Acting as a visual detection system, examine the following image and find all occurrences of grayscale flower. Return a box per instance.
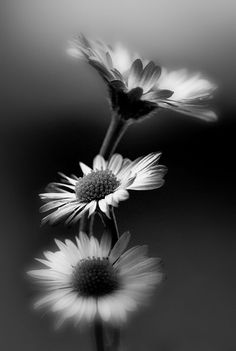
[28,232,162,326]
[40,153,166,225]
[68,34,217,121]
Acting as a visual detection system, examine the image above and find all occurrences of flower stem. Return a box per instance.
[98,208,119,247]
[99,112,130,159]
[107,208,120,247]
[94,320,105,351]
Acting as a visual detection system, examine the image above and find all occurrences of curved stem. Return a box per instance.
[110,207,120,246]
[99,113,130,159]
[98,208,119,247]
[94,320,105,351]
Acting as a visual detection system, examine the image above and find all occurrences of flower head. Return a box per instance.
[40,152,166,225]
[68,34,217,121]
[28,232,162,326]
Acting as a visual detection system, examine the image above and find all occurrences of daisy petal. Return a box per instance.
[128,59,143,90]
[109,231,131,264]
[108,154,123,175]
[99,199,110,217]
[100,232,112,257]
[93,155,106,170]
[79,162,92,175]
[88,200,97,217]
[112,189,129,202]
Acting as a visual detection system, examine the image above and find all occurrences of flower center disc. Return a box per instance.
[73,258,119,297]
[75,170,120,202]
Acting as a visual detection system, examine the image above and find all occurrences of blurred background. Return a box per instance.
[1,0,236,350]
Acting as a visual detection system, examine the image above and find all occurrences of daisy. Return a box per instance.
[40,152,166,225]
[28,231,162,326]
[68,34,217,121]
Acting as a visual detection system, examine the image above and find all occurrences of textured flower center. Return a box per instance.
[72,258,119,297]
[75,170,120,202]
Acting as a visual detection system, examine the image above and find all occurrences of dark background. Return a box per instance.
[1,1,235,350]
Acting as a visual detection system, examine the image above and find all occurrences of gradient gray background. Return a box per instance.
[1,1,236,350]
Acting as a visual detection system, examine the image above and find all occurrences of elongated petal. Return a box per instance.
[99,199,110,217]
[139,62,161,93]
[88,200,97,217]
[79,162,92,175]
[108,154,123,175]
[109,231,131,264]
[128,59,143,90]
[93,155,106,170]
[100,232,112,257]
[112,189,129,202]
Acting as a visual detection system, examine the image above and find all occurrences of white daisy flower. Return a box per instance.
[40,152,166,225]
[28,231,162,326]
[68,34,217,121]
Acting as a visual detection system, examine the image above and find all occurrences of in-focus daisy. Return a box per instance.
[28,231,162,326]
[40,152,166,225]
[68,34,217,121]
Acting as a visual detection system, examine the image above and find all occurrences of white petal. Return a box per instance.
[78,232,90,252]
[34,289,72,309]
[89,236,100,257]
[51,293,77,312]
[58,172,78,185]
[105,194,119,207]
[128,59,143,89]
[108,154,123,175]
[100,232,112,257]
[97,298,112,321]
[40,200,69,213]
[45,203,81,225]
[93,155,107,170]
[98,199,110,217]
[83,298,97,321]
[60,296,84,320]
[65,202,90,224]
[112,189,129,202]
[27,269,65,280]
[40,192,75,200]
[126,153,166,191]
[109,231,131,264]
[79,162,92,175]
[88,200,97,217]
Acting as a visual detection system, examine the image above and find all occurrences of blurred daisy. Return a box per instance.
[68,34,217,121]
[28,231,162,326]
[40,152,166,225]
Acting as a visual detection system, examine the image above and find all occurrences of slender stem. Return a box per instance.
[79,215,90,233]
[89,212,95,236]
[99,113,130,159]
[94,320,105,351]
[110,208,120,246]
[98,208,119,247]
